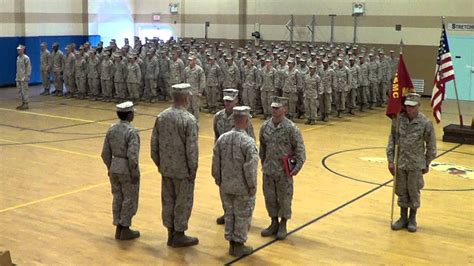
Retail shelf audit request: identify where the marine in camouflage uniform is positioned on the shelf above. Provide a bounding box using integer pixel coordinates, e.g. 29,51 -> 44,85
302,65 -> 321,125
357,55 -> 369,111
126,54 -> 142,104
204,56 -> 222,113
15,45 -> 31,110
101,101 -> 141,240
39,42 -> 51,95
113,53 -> 128,103
64,45 -> 76,98
213,89 -> 256,142
318,59 -> 335,122
347,57 -> 360,114
377,51 -> 392,106
387,93 -> 436,233
259,96 -> 306,240
212,106 -> 259,257
368,53 -> 381,109
169,52 -> 185,88
241,58 -> 259,112
221,57 -> 241,91
213,89 -> 256,225
296,59 -> 309,118
184,56 -> 206,120
100,51 -> 114,102
87,49 -> 101,100
259,59 -> 278,119
144,50 -> 160,102
74,52 -> 88,99
333,58 -> 351,118
158,51 -> 171,100
150,83 -> 199,248
51,42 -> 65,96
281,58 -> 302,120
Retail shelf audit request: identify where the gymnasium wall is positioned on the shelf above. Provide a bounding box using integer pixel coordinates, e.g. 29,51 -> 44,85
0,0 -> 99,87
133,0 -> 474,96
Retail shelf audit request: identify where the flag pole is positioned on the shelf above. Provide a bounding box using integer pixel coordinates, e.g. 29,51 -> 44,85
442,16 -> 464,127
390,39 -> 403,225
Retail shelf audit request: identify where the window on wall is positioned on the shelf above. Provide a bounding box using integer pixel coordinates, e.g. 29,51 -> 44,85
95,0 -> 134,47
138,25 -> 174,42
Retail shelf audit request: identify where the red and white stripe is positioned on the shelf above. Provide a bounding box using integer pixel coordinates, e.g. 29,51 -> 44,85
431,51 -> 455,124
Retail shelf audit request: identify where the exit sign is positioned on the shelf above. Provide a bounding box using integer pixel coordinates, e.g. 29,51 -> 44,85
152,14 -> 161,21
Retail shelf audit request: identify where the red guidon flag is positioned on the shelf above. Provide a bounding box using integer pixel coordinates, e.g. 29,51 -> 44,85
385,54 -> 415,118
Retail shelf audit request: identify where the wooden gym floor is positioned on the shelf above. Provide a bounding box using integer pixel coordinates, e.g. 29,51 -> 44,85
0,85 -> 473,265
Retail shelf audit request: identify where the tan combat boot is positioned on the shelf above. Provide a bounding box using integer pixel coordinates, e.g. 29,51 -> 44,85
216,214 -> 225,225
261,217 -> 279,237
407,208 -> 417,233
232,242 -> 253,257
119,226 -> 140,240
391,207 -> 408,230
167,227 -> 174,246
171,231 -> 199,247
276,218 -> 287,240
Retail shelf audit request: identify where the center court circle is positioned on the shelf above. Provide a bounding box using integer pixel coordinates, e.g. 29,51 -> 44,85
321,147 -> 474,192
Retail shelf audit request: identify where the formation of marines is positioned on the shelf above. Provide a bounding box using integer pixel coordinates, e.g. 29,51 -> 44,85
26,36 -> 399,124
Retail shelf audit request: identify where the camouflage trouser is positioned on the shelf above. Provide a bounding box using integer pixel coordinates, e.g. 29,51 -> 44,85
159,76 -> 170,98
65,73 -> 76,95
220,191 -> 255,243
145,78 -> 158,99
261,90 -> 275,116
101,79 -> 113,99
161,176 -> 195,232
333,90 -> 346,111
297,91 -> 305,115
304,95 -> 318,120
41,70 -> 50,90
76,77 -> 87,95
187,94 -> 200,120
242,85 -> 256,110
282,91 -> 298,118
88,78 -> 100,97
346,87 -> 357,109
139,78 -> 145,98
115,81 -> 127,99
254,87 -> 263,114
318,92 -> 331,116
206,86 -> 219,109
127,83 -> 140,100
357,85 -> 368,106
17,81 -> 29,103
396,169 -> 424,209
109,173 -> 140,227
53,71 -> 63,93
263,174 -> 293,219
378,81 -> 390,104
368,81 -> 378,104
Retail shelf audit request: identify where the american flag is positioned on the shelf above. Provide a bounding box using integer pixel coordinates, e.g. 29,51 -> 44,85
431,23 -> 455,123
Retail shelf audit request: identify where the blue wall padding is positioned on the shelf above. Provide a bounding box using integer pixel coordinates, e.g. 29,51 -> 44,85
0,35 -> 101,87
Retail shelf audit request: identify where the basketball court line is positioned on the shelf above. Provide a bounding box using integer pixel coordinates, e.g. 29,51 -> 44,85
225,142 -> 464,264
0,152 -> 213,214
0,123 -> 106,136
321,145 -> 473,192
